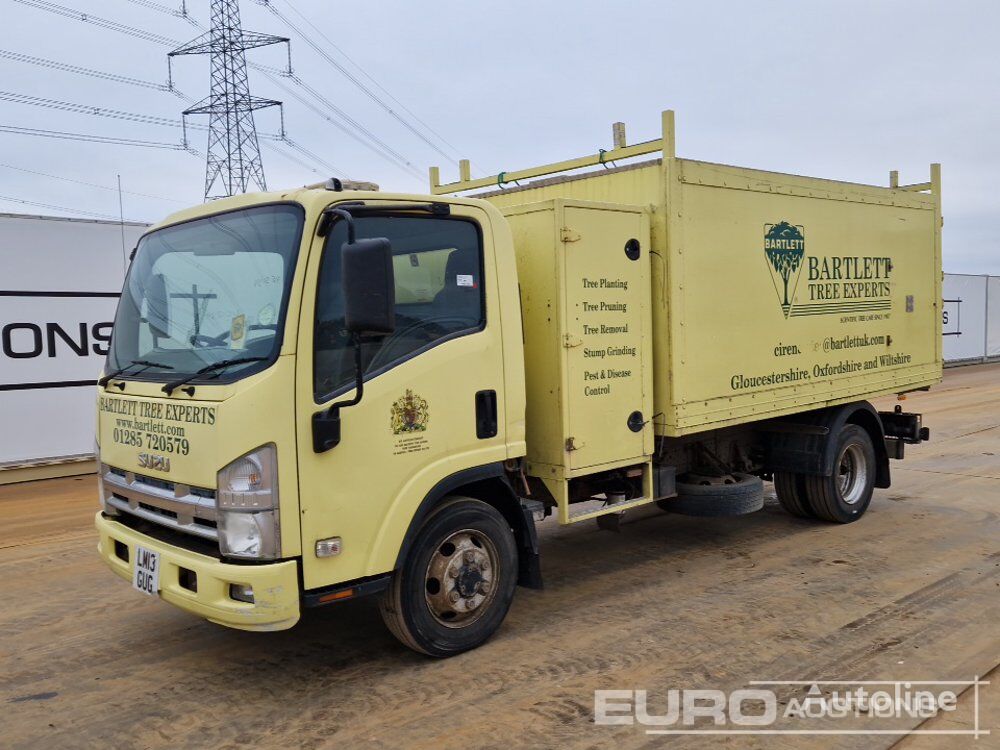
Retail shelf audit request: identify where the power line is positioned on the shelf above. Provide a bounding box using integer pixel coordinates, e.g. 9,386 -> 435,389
155,6 -> 431,179
256,0 -> 460,168
0,49 -> 178,94
265,139 -> 343,178
0,48 -> 198,105
122,0 -> 199,27
0,123 -> 192,150
0,90 -> 286,143
0,192 -> 147,221
171,10 -> 425,180
279,0 -> 460,155
11,0 -> 180,45
0,89 -> 182,128
0,162 -> 189,203
0,138 -> 339,198
123,0 -> 178,13
11,0 -> 440,183
286,74 -> 423,177
257,69 -> 423,179
275,137 -> 347,177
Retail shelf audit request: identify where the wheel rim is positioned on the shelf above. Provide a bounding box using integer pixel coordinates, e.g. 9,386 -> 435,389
423,529 -> 500,628
837,443 -> 868,505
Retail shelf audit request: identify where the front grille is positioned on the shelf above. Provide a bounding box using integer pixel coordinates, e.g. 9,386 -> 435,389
103,466 -> 219,542
112,511 -> 222,559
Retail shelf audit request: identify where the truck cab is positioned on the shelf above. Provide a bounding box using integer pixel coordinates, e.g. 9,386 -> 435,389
96,183 -> 531,652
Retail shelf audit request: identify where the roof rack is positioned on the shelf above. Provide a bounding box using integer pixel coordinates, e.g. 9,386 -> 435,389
430,110 -> 676,196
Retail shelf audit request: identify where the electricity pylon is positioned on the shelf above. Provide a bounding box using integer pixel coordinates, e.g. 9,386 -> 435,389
169,0 -> 289,200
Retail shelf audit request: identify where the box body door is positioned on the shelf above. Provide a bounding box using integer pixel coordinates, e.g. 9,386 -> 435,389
560,204 -> 651,471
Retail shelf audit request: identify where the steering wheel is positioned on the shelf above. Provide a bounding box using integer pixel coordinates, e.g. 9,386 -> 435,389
190,323 -> 277,348
368,316 -> 473,369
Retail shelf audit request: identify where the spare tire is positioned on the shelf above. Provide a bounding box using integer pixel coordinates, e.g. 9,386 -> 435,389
659,472 -> 764,517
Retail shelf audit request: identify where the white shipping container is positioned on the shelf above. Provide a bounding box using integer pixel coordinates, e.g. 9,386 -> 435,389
988,276 -> 1000,359
942,273 -> 988,363
0,213 -> 147,469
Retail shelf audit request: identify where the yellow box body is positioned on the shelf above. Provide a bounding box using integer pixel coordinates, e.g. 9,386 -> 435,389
482,156 -> 943,436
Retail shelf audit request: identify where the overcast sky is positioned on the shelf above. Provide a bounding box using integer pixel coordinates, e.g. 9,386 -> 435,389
2,0 -> 997,273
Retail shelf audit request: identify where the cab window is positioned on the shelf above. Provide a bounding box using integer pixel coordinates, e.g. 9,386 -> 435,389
314,214 -> 484,400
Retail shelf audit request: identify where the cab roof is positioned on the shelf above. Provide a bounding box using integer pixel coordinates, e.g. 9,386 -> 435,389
147,186 -> 496,234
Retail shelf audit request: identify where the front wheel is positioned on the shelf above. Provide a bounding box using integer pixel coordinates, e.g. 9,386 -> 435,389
379,497 -> 518,657
804,425 -> 876,523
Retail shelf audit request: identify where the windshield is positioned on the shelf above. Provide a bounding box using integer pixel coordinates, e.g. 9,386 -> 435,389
109,203 -> 304,382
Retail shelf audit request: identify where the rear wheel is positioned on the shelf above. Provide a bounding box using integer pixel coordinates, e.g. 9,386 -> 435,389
379,497 -> 518,657
774,472 -> 814,518
804,425 -> 876,523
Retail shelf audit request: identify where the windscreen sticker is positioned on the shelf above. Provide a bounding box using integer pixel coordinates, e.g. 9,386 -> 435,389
230,314 -> 246,350
456,274 -> 474,288
257,303 -> 276,326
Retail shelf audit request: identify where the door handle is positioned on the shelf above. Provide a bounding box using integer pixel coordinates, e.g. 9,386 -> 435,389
475,390 -> 498,439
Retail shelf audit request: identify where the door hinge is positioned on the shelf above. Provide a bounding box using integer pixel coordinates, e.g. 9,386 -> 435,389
560,227 -> 581,243
563,334 -> 583,348
565,436 -> 584,452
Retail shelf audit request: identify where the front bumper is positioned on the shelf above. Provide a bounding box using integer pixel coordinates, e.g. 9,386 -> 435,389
95,512 -> 300,631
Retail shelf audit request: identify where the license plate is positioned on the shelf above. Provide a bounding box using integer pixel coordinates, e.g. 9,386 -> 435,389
132,546 -> 160,596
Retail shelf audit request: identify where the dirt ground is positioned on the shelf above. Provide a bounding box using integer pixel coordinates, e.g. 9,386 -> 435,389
2,364 -> 998,749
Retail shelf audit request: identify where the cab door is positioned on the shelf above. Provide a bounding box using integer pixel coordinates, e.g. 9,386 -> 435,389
294,204 -> 510,591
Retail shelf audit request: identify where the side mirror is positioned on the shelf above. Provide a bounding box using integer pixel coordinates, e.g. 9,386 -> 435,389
341,237 -> 395,335
314,237 -> 395,454
145,273 -> 170,339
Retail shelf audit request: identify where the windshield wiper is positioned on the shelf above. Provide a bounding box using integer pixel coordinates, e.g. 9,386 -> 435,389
161,356 -> 267,395
98,359 -> 174,388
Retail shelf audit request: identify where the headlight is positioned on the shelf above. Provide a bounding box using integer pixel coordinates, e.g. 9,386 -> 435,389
216,444 -> 280,560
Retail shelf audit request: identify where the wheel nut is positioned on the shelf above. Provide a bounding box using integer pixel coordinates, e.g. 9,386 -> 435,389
479,581 -> 491,594
449,590 -> 460,603
449,569 -> 459,579
464,551 -> 475,563
465,598 -> 476,608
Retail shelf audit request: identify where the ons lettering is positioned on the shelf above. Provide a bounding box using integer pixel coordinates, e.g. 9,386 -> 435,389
0,322 -> 112,359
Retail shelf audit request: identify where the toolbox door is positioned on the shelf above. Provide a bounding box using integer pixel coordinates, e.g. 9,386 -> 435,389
561,205 -> 651,471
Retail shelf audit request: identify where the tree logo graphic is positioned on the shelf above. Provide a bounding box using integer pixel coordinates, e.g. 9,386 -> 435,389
764,221 -> 806,317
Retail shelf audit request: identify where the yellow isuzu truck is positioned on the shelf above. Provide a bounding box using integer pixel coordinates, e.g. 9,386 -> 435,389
95,111 -> 941,656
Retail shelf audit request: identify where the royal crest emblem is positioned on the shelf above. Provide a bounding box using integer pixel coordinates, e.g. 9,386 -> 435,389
390,389 -> 429,434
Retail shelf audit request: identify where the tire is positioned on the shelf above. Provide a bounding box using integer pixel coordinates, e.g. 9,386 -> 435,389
379,496 -> 518,657
774,472 -> 814,518
804,425 -> 876,523
661,472 -> 764,517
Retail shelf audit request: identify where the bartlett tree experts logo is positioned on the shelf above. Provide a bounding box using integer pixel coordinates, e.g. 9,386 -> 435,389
764,221 -> 806,317
391,389 -> 429,435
